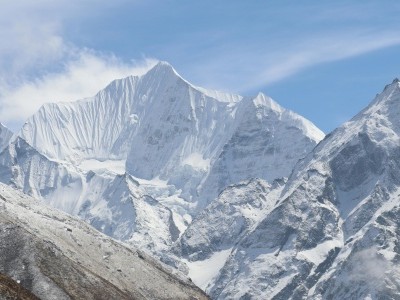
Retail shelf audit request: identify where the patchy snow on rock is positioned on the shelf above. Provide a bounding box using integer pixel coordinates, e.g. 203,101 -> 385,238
297,239 -> 343,266
207,80 -> 400,299
182,153 -> 210,171
78,159 -> 125,175
183,248 -> 232,290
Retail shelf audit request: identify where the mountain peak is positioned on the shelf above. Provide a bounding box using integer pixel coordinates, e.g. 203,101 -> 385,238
356,79 -> 400,119
145,60 -> 181,78
155,60 -> 173,68
253,92 -> 284,112
382,77 -> 400,93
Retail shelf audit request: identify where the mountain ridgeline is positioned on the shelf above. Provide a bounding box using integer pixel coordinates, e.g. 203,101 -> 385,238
0,62 -> 399,299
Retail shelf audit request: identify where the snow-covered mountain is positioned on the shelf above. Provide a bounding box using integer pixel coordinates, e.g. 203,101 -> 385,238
0,61 -> 332,297
199,79 -> 400,299
0,61 -> 323,256
18,61 -> 323,210
1,61 -> 399,299
0,182 -> 207,299
199,93 -> 323,208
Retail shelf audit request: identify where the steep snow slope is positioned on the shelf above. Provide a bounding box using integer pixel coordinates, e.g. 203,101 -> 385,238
19,76 -> 140,162
0,182 -> 207,300
199,93 -> 323,206
124,63 -> 242,182
125,88 -> 323,208
78,172 -> 180,254
209,80 -> 400,299
0,123 -> 13,152
19,62 -> 242,166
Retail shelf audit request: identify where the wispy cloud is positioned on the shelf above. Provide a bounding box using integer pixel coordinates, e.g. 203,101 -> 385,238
177,2 -> 400,93
0,51 -> 156,127
188,29 -> 400,94
0,1 -> 151,129
349,247 -> 390,291
0,11 -> 63,81
0,0 -> 137,81
256,30 -> 400,87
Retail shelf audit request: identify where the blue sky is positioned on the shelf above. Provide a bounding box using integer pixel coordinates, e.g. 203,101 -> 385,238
1,1 -> 400,132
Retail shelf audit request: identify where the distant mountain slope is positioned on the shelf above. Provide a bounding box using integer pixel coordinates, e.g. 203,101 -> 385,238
0,182 -> 207,300
199,93 -> 323,206
19,62 -> 243,165
206,80 -> 400,299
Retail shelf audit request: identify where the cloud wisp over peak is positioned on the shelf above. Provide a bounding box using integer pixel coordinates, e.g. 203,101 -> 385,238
0,1 -> 154,128
0,52 -> 156,127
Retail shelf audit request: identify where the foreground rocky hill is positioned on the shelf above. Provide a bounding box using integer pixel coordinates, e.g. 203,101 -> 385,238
0,182 -> 207,300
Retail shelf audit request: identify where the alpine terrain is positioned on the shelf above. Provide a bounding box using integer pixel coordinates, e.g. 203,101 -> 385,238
0,61 -> 324,259
1,62 -> 398,299
194,79 -> 400,299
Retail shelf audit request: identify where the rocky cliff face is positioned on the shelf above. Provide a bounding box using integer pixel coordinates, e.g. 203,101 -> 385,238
199,80 -> 400,299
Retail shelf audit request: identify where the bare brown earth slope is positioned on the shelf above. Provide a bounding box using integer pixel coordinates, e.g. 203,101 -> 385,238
0,272 -> 40,300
